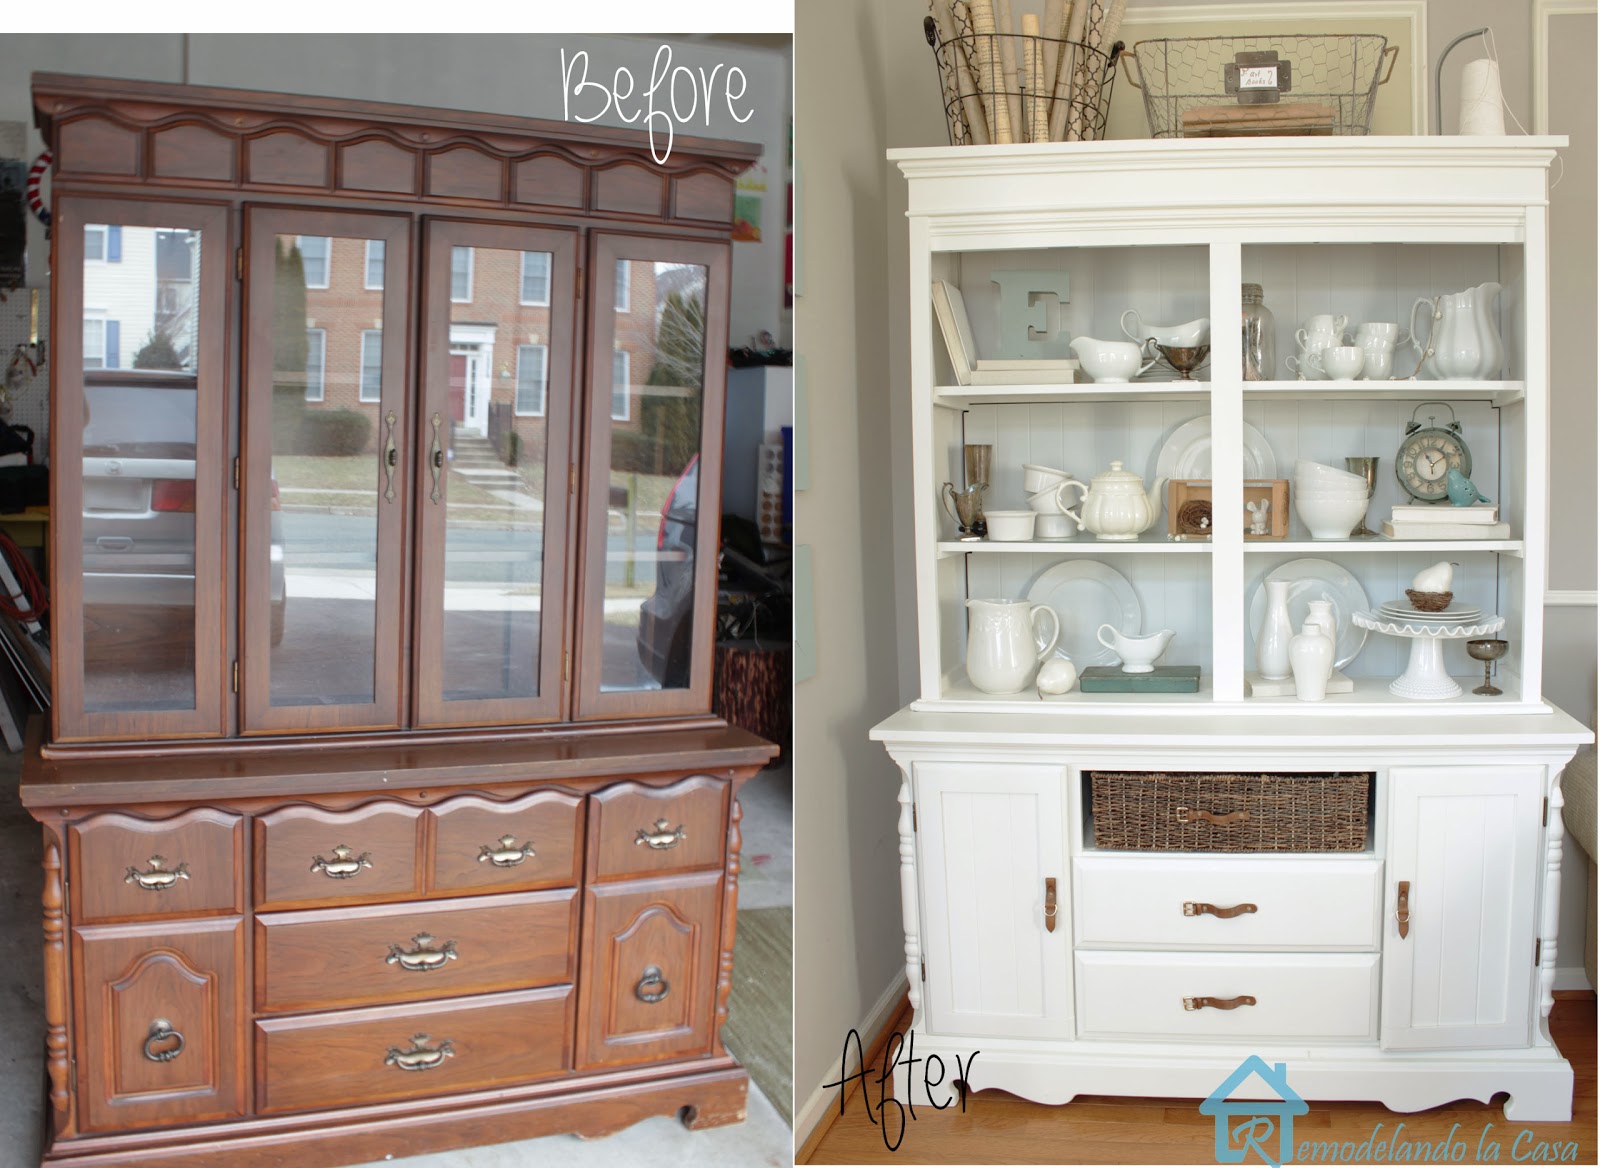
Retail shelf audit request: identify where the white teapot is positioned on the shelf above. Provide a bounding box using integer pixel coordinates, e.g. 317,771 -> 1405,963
1055,460 -> 1167,541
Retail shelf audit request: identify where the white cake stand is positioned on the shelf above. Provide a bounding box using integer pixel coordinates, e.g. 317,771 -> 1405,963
1352,611 -> 1506,700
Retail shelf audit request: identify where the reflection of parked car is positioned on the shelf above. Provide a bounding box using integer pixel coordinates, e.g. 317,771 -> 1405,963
83,377 -> 286,644
637,456 -> 698,688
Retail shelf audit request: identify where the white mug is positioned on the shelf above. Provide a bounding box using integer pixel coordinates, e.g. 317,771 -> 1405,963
1317,345 -> 1365,380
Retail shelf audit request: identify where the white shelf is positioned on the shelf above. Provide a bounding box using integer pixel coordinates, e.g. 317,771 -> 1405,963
934,382 -> 1209,407
1251,540 -> 1524,556
939,537 -> 1211,556
1243,379 -> 1525,404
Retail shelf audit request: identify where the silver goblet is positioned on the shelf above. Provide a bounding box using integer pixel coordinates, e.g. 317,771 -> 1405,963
1345,456 -> 1379,538
1465,638 -> 1508,696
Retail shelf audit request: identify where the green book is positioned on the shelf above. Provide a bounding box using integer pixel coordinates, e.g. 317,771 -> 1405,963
1079,665 -> 1202,693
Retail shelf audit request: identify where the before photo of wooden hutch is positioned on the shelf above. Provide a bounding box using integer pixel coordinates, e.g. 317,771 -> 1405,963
22,74 -> 775,1167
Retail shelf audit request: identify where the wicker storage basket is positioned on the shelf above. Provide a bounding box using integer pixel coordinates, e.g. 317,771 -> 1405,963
1090,772 -> 1370,852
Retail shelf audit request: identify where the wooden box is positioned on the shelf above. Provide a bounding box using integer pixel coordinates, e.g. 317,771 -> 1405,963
1167,480 -> 1289,540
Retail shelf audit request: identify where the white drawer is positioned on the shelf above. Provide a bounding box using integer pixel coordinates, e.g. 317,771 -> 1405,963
1073,855 -> 1382,951
1076,951 -> 1379,1042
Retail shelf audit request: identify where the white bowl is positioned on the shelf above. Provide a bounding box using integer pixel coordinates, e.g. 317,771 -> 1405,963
1026,487 -> 1066,514
1294,459 -> 1367,486
1294,493 -> 1368,540
1127,315 -> 1210,348
985,510 -> 1037,541
1035,513 -> 1079,540
1022,463 -> 1072,494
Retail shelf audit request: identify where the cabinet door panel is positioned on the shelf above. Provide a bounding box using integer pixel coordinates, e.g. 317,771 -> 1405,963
52,197 -> 230,741
915,761 -> 1072,1040
573,234 -> 731,720
1381,766 -> 1542,1050
413,220 -> 578,727
241,207 -> 411,733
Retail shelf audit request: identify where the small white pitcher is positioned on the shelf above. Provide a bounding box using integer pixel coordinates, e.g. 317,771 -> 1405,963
966,599 -> 1061,694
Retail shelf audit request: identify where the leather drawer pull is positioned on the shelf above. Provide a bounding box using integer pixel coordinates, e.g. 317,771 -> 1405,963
478,835 -> 535,868
635,819 -> 687,850
385,1034 -> 455,1072
125,855 -> 190,892
1184,901 -> 1258,919
1044,876 -> 1057,933
310,844 -> 374,879
143,1019 -> 185,1063
1396,880 -> 1410,939
635,966 -> 670,1003
1184,995 -> 1257,1011
385,932 -> 458,972
1176,806 -> 1251,826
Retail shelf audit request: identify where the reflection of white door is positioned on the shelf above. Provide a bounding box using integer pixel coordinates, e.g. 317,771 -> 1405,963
448,324 -> 496,437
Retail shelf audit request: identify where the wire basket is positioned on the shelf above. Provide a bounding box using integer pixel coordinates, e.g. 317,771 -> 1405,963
923,14 -> 1124,145
1122,35 -> 1398,138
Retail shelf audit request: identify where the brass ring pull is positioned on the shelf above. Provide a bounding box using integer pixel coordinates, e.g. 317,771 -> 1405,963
635,966 -> 670,1003
143,1019 -> 185,1063
382,411 -> 398,502
429,413 -> 444,504
478,835 -> 535,868
635,819 -> 686,850
1396,880 -> 1411,939
1184,901 -> 1258,919
124,855 -> 190,892
1176,806 -> 1251,826
385,1033 -> 454,1072
310,844 -> 373,880
1183,995 -> 1257,1011
385,932 -> 458,972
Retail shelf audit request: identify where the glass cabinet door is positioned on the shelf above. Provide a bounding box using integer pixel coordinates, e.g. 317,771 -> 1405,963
53,198 -> 230,740
574,234 -> 730,720
240,208 -> 411,733
413,221 -> 578,727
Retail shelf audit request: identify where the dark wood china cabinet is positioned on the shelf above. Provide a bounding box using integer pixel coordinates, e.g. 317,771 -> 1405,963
23,74 -> 774,1168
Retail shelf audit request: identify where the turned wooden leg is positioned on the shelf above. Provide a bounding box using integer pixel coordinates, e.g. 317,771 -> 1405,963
42,833 -> 74,1137
714,797 -> 743,1054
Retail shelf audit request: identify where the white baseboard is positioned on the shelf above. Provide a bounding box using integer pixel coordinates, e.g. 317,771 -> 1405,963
1554,966 -> 1595,993
795,972 -> 909,1152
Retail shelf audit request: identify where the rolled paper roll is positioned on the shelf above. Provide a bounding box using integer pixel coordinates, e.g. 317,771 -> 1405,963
997,0 -> 1024,145
1458,57 -> 1507,135
968,0 -> 1013,143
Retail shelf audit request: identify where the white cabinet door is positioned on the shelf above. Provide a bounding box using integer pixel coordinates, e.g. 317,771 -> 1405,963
914,761 -> 1071,1040
1381,766 -> 1542,1050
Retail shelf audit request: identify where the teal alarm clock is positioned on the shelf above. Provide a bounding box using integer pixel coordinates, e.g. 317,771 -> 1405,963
1396,402 -> 1472,502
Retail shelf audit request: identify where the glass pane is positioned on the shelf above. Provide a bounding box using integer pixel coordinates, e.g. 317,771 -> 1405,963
267,233 -> 385,707
81,222 -> 202,713
438,247 -> 553,704
602,260 -> 707,693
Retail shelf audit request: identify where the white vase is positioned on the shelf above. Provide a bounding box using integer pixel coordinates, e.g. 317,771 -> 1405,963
1305,599 -> 1338,654
1290,621 -> 1336,702
1257,578 -> 1294,680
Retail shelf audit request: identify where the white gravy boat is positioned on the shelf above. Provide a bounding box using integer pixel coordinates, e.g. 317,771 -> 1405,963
1121,310 -> 1210,349
1095,625 -> 1176,673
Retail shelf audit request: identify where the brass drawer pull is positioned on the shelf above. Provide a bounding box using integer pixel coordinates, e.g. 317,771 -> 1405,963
125,855 -> 190,892
429,413 -> 444,504
382,411 -> 398,502
635,966 -> 670,1003
1184,995 -> 1257,1011
385,932 -> 458,972
1044,876 -> 1057,933
1396,880 -> 1411,939
478,834 -> 535,868
636,819 -> 686,850
143,1019 -> 185,1063
385,1033 -> 454,1072
1176,806 -> 1251,826
1184,901 -> 1258,919
310,844 -> 374,880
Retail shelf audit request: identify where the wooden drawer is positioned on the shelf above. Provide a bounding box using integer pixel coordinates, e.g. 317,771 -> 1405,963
589,775 -> 728,881
256,986 -> 573,1115
578,871 -> 723,1069
1073,856 -> 1383,951
1075,951 -> 1379,1042
73,918 -> 247,1133
71,808 -> 243,923
428,789 -> 584,895
255,889 -> 578,1013
256,800 -> 423,909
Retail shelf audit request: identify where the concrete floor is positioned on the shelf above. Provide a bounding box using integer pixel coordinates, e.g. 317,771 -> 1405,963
0,752 -> 793,1168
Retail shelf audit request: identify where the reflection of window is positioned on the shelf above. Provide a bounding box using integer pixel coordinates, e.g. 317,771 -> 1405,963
611,349 -> 630,421
298,236 -> 331,288
520,252 -> 551,305
84,225 -> 122,262
305,329 -> 326,401
83,318 -> 117,370
451,247 -> 473,303
515,344 -> 547,416
365,240 -> 385,290
359,330 -> 383,403
614,259 -> 630,312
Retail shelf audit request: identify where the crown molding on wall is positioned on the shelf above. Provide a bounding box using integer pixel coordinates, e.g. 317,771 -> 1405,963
1545,590 -> 1599,607
1533,0 -> 1599,134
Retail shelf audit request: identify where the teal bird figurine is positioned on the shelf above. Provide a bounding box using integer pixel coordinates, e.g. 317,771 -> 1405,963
1446,468 -> 1491,506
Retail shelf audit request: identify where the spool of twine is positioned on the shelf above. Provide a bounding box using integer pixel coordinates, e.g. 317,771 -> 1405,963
1458,57 -> 1507,135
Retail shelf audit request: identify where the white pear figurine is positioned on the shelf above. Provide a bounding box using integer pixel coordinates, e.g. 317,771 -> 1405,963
1411,560 -> 1457,593
1036,657 -> 1079,696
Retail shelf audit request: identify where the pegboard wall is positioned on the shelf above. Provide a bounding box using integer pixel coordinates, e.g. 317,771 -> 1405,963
0,288 -> 50,457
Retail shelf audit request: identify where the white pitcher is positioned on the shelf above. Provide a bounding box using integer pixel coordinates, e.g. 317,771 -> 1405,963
1410,283 -> 1503,379
965,598 -> 1061,694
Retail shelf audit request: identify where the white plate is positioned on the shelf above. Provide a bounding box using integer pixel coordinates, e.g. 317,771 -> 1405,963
1378,600 -> 1484,623
1025,561 -> 1143,668
1247,558 -> 1371,671
1155,418 -> 1278,510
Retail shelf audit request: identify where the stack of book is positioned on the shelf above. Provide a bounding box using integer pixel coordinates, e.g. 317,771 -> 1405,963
1382,502 -> 1509,540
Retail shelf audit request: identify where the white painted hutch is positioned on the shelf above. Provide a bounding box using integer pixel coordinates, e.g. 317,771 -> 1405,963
871,138 -> 1592,1121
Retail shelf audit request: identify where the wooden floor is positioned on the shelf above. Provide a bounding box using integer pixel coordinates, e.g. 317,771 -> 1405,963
803,994 -> 1598,1164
